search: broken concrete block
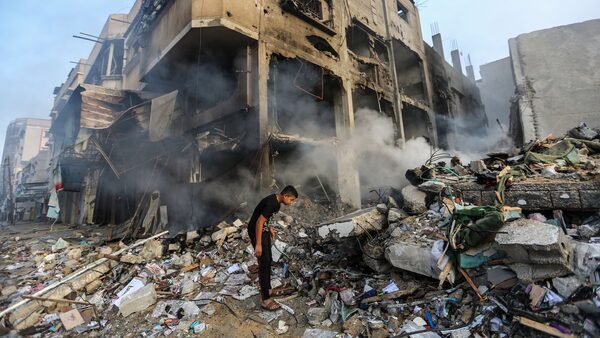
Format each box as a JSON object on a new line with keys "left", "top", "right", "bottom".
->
{"left": 172, "top": 252, "right": 194, "bottom": 266}
{"left": 168, "top": 243, "right": 180, "bottom": 251}
{"left": 318, "top": 208, "right": 385, "bottom": 240}
{"left": 85, "top": 279, "right": 103, "bottom": 294}
{"left": 401, "top": 185, "right": 428, "bottom": 214}
{"left": 200, "top": 235, "right": 211, "bottom": 246}
{"left": 276, "top": 320, "right": 289, "bottom": 335}
{"left": 496, "top": 219, "right": 573, "bottom": 267}
{"left": 388, "top": 196, "right": 400, "bottom": 209}
{"left": 469, "top": 160, "right": 487, "bottom": 173}
{"left": 64, "top": 259, "right": 80, "bottom": 269}
{"left": 118, "top": 283, "right": 157, "bottom": 317}
{"left": 67, "top": 248, "right": 82, "bottom": 260}
{"left": 418, "top": 181, "right": 446, "bottom": 194}
{"left": 140, "top": 239, "right": 163, "bottom": 261}
{"left": 552, "top": 275, "right": 583, "bottom": 298}
{"left": 121, "top": 254, "right": 144, "bottom": 264}
{"left": 233, "top": 219, "right": 244, "bottom": 227}
{"left": 98, "top": 246, "right": 112, "bottom": 255}
{"left": 1, "top": 285, "right": 17, "bottom": 297}
{"left": 70, "top": 263, "right": 111, "bottom": 291}
{"left": 9, "top": 300, "right": 43, "bottom": 328}
{"left": 571, "top": 241, "right": 600, "bottom": 277}
{"left": 211, "top": 227, "right": 238, "bottom": 247}
{"left": 186, "top": 231, "right": 200, "bottom": 242}
{"left": 578, "top": 223, "right": 600, "bottom": 239}
{"left": 385, "top": 242, "right": 439, "bottom": 279}
{"left": 343, "top": 316, "right": 364, "bottom": 337}
{"left": 376, "top": 204, "right": 388, "bottom": 214}
{"left": 508, "top": 263, "right": 571, "bottom": 283}
{"left": 181, "top": 279, "right": 197, "bottom": 295}
{"left": 14, "top": 309, "right": 44, "bottom": 330}
{"left": 41, "top": 284, "right": 73, "bottom": 307}
{"left": 362, "top": 242, "right": 392, "bottom": 273}
{"left": 388, "top": 208, "right": 408, "bottom": 224}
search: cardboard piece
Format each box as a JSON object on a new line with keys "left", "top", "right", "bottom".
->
{"left": 59, "top": 309, "right": 85, "bottom": 331}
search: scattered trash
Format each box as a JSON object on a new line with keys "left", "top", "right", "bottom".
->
{"left": 51, "top": 238, "right": 69, "bottom": 252}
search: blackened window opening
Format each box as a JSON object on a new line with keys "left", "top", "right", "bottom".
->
{"left": 298, "top": 0, "right": 323, "bottom": 20}
{"left": 397, "top": 1, "right": 409, "bottom": 22}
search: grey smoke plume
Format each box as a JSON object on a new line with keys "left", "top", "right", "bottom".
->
{"left": 347, "top": 108, "right": 433, "bottom": 193}
{"left": 437, "top": 113, "right": 514, "bottom": 163}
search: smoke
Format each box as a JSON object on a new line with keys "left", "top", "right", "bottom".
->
{"left": 89, "top": 50, "right": 516, "bottom": 232}
{"left": 347, "top": 108, "right": 433, "bottom": 192}
{"left": 436, "top": 113, "right": 514, "bottom": 163}
{"left": 271, "top": 106, "right": 433, "bottom": 199}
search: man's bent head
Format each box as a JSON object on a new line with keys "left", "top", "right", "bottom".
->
{"left": 280, "top": 185, "right": 298, "bottom": 205}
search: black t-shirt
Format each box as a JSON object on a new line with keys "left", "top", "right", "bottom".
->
{"left": 248, "top": 194, "right": 280, "bottom": 236}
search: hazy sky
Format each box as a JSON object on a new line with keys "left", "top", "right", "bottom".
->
{"left": 418, "top": 0, "right": 600, "bottom": 77}
{"left": 0, "top": 0, "right": 135, "bottom": 153}
{"left": 0, "top": 0, "right": 598, "bottom": 152}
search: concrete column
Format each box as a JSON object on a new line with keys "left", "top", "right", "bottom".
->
{"left": 252, "top": 41, "right": 271, "bottom": 188}
{"left": 508, "top": 38, "right": 538, "bottom": 143}
{"left": 466, "top": 65, "right": 476, "bottom": 82}
{"left": 432, "top": 33, "right": 444, "bottom": 59}
{"left": 106, "top": 42, "right": 115, "bottom": 75}
{"left": 451, "top": 49, "right": 463, "bottom": 75}
{"left": 334, "top": 79, "right": 361, "bottom": 209}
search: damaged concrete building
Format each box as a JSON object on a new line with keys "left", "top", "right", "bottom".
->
{"left": 509, "top": 19, "right": 600, "bottom": 146}
{"left": 49, "top": 0, "right": 485, "bottom": 233}
{"left": 477, "top": 19, "right": 600, "bottom": 147}
{"left": 0, "top": 118, "right": 51, "bottom": 222}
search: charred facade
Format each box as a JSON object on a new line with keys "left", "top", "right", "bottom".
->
{"left": 49, "top": 0, "right": 485, "bottom": 234}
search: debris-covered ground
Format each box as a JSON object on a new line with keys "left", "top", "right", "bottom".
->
{"left": 1, "top": 124, "right": 600, "bottom": 337}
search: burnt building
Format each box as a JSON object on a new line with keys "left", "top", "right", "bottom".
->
{"left": 49, "top": 0, "right": 485, "bottom": 234}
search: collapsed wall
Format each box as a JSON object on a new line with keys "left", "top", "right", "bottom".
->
{"left": 509, "top": 19, "right": 600, "bottom": 146}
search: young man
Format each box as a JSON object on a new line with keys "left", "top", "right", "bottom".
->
{"left": 248, "top": 185, "right": 297, "bottom": 310}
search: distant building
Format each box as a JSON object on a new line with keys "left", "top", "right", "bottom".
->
{"left": 15, "top": 150, "right": 51, "bottom": 221}
{"left": 0, "top": 118, "right": 51, "bottom": 221}
{"left": 425, "top": 32, "right": 487, "bottom": 149}
{"left": 477, "top": 57, "right": 515, "bottom": 133}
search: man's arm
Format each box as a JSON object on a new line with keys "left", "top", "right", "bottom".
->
{"left": 255, "top": 215, "right": 268, "bottom": 257}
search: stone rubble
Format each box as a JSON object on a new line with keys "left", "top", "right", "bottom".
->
{"left": 0, "top": 125, "right": 599, "bottom": 337}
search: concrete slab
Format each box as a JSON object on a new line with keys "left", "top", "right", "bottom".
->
{"left": 318, "top": 208, "right": 385, "bottom": 240}
{"left": 401, "top": 185, "right": 428, "bottom": 214}
{"left": 496, "top": 218, "right": 572, "bottom": 267}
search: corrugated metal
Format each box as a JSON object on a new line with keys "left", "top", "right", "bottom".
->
{"left": 79, "top": 84, "right": 130, "bottom": 129}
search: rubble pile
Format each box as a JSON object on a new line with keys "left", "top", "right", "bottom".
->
{"left": 1, "top": 124, "right": 600, "bottom": 337}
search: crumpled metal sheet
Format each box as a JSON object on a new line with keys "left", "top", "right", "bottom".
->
{"left": 79, "top": 84, "right": 130, "bottom": 129}
{"left": 149, "top": 90, "right": 178, "bottom": 141}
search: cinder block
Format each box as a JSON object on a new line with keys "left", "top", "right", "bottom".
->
{"left": 496, "top": 218, "right": 572, "bottom": 267}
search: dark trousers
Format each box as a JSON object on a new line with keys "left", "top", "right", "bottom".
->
{"left": 250, "top": 230, "right": 272, "bottom": 300}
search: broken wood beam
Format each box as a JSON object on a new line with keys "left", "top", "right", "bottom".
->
{"left": 361, "top": 288, "right": 418, "bottom": 304}
{"left": 516, "top": 316, "right": 575, "bottom": 338}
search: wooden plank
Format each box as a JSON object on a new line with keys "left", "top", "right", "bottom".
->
{"left": 517, "top": 316, "right": 575, "bottom": 338}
